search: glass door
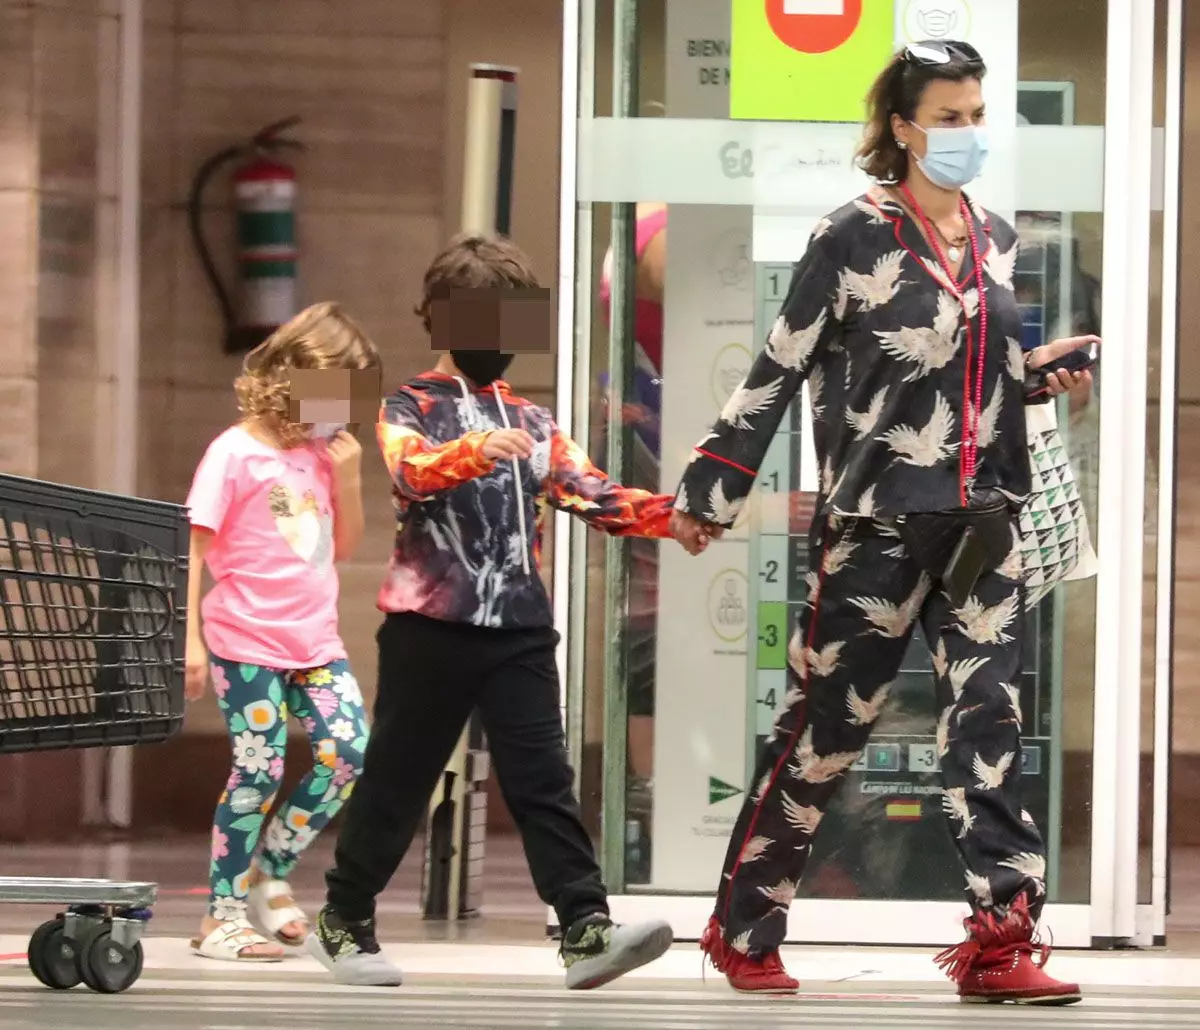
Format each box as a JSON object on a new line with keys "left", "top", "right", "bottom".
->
{"left": 554, "top": 0, "right": 1176, "bottom": 947}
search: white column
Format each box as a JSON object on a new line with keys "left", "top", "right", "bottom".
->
{"left": 552, "top": 0, "right": 595, "bottom": 933}
{"left": 1150, "top": 0, "right": 1184, "bottom": 946}
{"left": 554, "top": 0, "right": 583, "bottom": 711}
{"left": 1090, "top": 0, "right": 1154, "bottom": 945}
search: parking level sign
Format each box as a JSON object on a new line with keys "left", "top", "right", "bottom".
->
{"left": 731, "top": 0, "right": 895, "bottom": 122}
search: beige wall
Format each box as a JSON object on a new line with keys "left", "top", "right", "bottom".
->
{"left": 0, "top": 0, "right": 566, "bottom": 818}
{"left": 0, "top": 2, "right": 123, "bottom": 488}
{"left": 0, "top": 2, "right": 39, "bottom": 480}
{"left": 0, "top": 0, "right": 135, "bottom": 837}
{"left": 139, "top": 0, "right": 445, "bottom": 735}
{"left": 133, "top": 0, "right": 565, "bottom": 738}
{"left": 1171, "top": 0, "right": 1200, "bottom": 759}
{"left": 440, "top": 0, "right": 562, "bottom": 400}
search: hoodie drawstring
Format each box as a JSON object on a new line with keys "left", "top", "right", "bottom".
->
{"left": 493, "top": 381, "right": 531, "bottom": 576}
{"left": 452, "top": 376, "right": 531, "bottom": 576}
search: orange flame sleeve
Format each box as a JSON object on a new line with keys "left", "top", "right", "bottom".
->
{"left": 545, "top": 429, "right": 673, "bottom": 538}
{"left": 377, "top": 421, "right": 495, "bottom": 500}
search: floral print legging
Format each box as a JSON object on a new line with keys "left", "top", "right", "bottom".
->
{"left": 207, "top": 654, "right": 368, "bottom": 921}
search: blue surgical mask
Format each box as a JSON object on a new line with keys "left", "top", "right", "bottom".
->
{"left": 310, "top": 422, "right": 347, "bottom": 441}
{"left": 911, "top": 123, "right": 989, "bottom": 190}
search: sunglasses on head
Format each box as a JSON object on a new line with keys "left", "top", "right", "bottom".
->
{"left": 903, "top": 40, "right": 983, "bottom": 67}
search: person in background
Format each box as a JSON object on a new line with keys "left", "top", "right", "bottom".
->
{"left": 184, "top": 303, "right": 380, "bottom": 962}
{"left": 308, "top": 234, "right": 680, "bottom": 990}
{"left": 669, "top": 42, "right": 1093, "bottom": 1004}
{"left": 596, "top": 201, "right": 668, "bottom": 862}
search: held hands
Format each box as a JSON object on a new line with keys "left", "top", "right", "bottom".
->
{"left": 482, "top": 428, "right": 536, "bottom": 460}
{"left": 669, "top": 510, "right": 724, "bottom": 556}
{"left": 184, "top": 636, "right": 208, "bottom": 702}
{"left": 1028, "top": 334, "right": 1100, "bottom": 398}
{"left": 327, "top": 430, "right": 363, "bottom": 486}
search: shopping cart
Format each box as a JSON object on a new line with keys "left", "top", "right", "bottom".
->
{"left": 0, "top": 473, "right": 188, "bottom": 993}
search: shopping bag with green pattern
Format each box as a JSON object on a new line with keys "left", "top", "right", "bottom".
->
{"left": 1018, "top": 403, "right": 1098, "bottom": 607}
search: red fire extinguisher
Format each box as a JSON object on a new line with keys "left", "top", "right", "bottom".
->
{"left": 188, "top": 117, "right": 304, "bottom": 353}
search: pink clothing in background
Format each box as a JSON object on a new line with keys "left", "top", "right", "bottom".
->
{"left": 598, "top": 207, "right": 667, "bottom": 371}
{"left": 186, "top": 426, "right": 345, "bottom": 670}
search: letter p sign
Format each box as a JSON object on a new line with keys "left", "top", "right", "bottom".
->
{"left": 769, "top": 0, "right": 862, "bottom": 54}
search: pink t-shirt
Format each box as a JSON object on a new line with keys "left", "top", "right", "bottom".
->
{"left": 186, "top": 426, "right": 345, "bottom": 670}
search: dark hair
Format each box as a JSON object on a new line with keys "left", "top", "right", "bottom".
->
{"left": 856, "top": 44, "right": 987, "bottom": 183}
{"left": 415, "top": 233, "right": 541, "bottom": 333}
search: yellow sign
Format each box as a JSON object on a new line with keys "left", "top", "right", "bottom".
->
{"left": 731, "top": 0, "right": 896, "bottom": 122}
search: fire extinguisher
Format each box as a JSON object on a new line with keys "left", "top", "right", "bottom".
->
{"left": 188, "top": 117, "right": 304, "bottom": 353}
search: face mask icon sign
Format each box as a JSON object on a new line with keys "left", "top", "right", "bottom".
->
{"left": 902, "top": 1, "right": 972, "bottom": 42}
{"left": 768, "top": 0, "right": 862, "bottom": 54}
{"left": 917, "top": 7, "right": 959, "bottom": 37}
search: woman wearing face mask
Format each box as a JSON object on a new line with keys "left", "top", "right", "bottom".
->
{"left": 669, "top": 42, "right": 1094, "bottom": 1003}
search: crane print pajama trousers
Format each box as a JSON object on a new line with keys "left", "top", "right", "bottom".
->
{"left": 712, "top": 513, "right": 1046, "bottom": 957}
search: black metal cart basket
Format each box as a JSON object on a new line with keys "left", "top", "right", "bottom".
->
{"left": 0, "top": 473, "right": 190, "bottom": 993}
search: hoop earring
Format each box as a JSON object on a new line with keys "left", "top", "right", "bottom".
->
{"left": 896, "top": 139, "right": 908, "bottom": 150}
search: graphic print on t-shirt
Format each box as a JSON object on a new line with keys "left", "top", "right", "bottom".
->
{"left": 268, "top": 484, "right": 332, "bottom": 566}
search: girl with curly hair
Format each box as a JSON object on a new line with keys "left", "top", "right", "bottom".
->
{"left": 184, "top": 302, "right": 381, "bottom": 962}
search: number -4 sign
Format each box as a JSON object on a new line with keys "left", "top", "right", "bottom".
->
{"left": 731, "top": 0, "right": 894, "bottom": 122}
{"left": 756, "top": 669, "right": 786, "bottom": 734}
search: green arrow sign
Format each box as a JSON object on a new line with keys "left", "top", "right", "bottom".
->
{"left": 709, "top": 776, "right": 744, "bottom": 805}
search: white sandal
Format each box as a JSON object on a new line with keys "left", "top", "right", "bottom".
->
{"left": 247, "top": 877, "right": 309, "bottom": 946}
{"left": 191, "top": 918, "right": 283, "bottom": 963}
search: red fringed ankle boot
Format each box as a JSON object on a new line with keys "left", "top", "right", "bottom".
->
{"left": 935, "top": 896, "right": 1081, "bottom": 1005}
{"left": 700, "top": 916, "right": 799, "bottom": 995}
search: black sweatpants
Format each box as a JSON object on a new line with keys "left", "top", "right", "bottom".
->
{"left": 325, "top": 612, "right": 608, "bottom": 929}
{"left": 713, "top": 515, "right": 1045, "bottom": 957}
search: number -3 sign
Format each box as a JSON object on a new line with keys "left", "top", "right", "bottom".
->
{"left": 756, "top": 601, "right": 788, "bottom": 668}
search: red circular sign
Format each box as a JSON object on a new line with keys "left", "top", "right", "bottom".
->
{"left": 765, "top": 0, "right": 863, "bottom": 54}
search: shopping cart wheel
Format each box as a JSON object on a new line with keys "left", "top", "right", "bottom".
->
{"left": 77, "top": 924, "right": 144, "bottom": 994}
{"left": 27, "top": 917, "right": 82, "bottom": 990}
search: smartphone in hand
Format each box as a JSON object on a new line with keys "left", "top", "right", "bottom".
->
{"left": 1038, "top": 340, "right": 1099, "bottom": 376}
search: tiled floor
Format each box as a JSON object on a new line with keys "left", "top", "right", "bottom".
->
{"left": 2, "top": 836, "right": 1198, "bottom": 942}
{"left": 5, "top": 978, "right": 1200, "bottom": 1030}
{"left": 0, "top": 833, "right": 546, "bottom": 942}
{"left": 1, "top": 837, "right": 1199, "bottom": 1028}
{"left": 4, "top": 934, "right": 1200, "bottom": 1030}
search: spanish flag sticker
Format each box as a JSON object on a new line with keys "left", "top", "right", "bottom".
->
{"left": 885, "top": 800, "right": 923, "bottom": 822}
{"left": 731, "top": 0, "right": 895, "bottom": 122}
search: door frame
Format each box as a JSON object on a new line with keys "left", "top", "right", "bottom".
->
{"left": 551, "top": 0, "right": 1175, "bottom": 949}
{"left": 1148, "top": 0, "right": 1184, "bottom": 949}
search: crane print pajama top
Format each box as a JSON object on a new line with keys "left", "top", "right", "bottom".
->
{"left": 675, "top": 187, "right": 1050, "bottom": 958}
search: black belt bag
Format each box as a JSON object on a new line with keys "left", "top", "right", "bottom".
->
{"left": 897, "top": 489, "right": 1013, "bottom": 606}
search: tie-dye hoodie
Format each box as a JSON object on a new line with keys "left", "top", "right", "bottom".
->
{"left": 376, "top": 371, "right": 674, "bottom": 629}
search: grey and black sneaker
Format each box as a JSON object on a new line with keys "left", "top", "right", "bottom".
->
{"left": 305, "top": 906, "right": 404, "bottom": 987}
{"left": 561, "top": 913, "right": 673, "bottom": 990}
